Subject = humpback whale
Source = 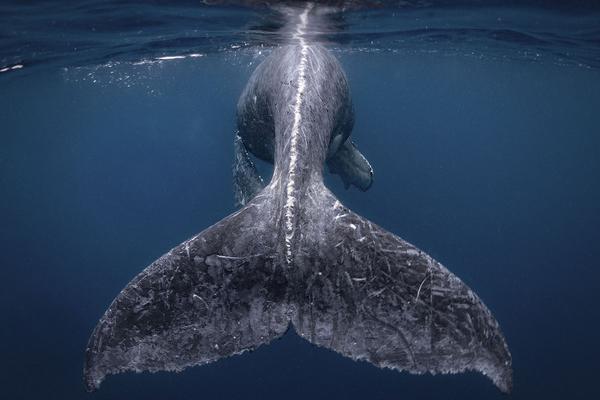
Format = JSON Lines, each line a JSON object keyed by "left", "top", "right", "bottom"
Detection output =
{"left": 84, "top": 4, "right": 512, "bottom": 393}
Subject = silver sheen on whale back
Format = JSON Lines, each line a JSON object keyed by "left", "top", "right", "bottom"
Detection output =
{"left": 84, "top": 4, "right": 512, "bottom": 393}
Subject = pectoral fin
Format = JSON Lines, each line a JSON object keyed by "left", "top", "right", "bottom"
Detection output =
{"left": 233, "top": 133, "right": 265, "bottom": 206}
{"left": 327, "top": 140, "right": 374, "bottom": 191}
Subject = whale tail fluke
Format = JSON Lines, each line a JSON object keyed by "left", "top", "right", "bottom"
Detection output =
{"left": 84, "top": 186, "right": 511, "bottom": 393}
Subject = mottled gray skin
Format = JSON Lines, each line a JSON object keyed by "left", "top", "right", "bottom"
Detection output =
{"left": 233, "top": 46, "right": 373, "bottom": 206}
{"left": 84, "top": 43, "right": 512, "bottom": 392}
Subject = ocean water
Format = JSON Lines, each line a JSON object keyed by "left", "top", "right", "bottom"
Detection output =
{"left": 1, "top": 1, "right": 599, "bottom": 399}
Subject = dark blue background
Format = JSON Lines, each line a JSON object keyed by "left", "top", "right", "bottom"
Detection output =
{"left": 1, "top": 48, "right": 599, "bottom": 399}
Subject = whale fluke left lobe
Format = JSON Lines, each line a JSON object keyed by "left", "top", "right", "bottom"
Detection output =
{"left": 83, "top": 190, "right": 288, "bottom": 391}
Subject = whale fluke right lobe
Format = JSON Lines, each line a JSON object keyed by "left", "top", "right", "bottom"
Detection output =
{"left": 291, "top": 185, "right": 512, "bottom": 393}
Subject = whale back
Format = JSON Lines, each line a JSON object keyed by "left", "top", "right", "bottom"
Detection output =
{"left": 236, "top": 44, "right": 354, "bottom": 167}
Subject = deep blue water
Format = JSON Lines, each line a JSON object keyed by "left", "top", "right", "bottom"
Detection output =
{"left": 1, "top": 1, "right": 600, "bottom": 399}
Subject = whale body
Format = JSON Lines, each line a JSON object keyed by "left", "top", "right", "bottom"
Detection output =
{"left": 84, "top": 6, "right": 512, "bottom": 393}
{"left": 233, "top": 41, "right": 374, "bottom": 205}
